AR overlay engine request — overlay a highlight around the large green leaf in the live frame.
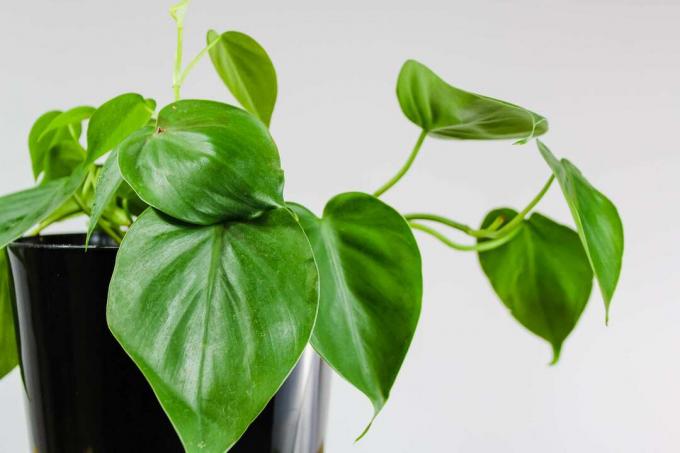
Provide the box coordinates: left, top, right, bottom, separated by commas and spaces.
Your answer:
537, 141, 623, 319
289, 193, 422, 431
118, 100, 284, 225
0, 168, 86, 249
86, 94, 155, 164
107, 208, 318, 452
0, 249, 17, 379
478, 209, 593, 362
397, 60, 548, 140
28, 110, 83, 179
86, 150, 124, 245
207, 30, 278, 126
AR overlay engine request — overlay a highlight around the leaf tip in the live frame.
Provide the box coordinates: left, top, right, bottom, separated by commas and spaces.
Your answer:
549, 343, 562, 366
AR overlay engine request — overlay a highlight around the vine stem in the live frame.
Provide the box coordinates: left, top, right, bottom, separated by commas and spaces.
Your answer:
409, 221, 521, 252
373, 130, 427, 197
404, 174, 555, 239
172, 21, 185, 101
177, 36, 221, 89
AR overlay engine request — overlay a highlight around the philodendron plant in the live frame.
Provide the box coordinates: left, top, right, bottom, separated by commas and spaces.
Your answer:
0, 1, 624, 452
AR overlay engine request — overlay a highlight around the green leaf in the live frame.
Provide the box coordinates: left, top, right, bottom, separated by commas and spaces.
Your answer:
0, 168, 86, 249
0, 249, 17, 379
86, 150, 124, 245
397, 60, 548, 140
118, 100, 284, 225
28, 111, 82, 179
289, 193, 422, 432
107, 207, 318, 452
86, 94, 155, 164
537, 141, 624, 319
478, 209, 593, 363
38, 105, 95, 142
207, 30, 278, 126
42, 141, 85, 183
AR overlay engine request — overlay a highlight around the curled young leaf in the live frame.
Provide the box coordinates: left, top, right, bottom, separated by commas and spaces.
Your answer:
478, 209, 593, 363
289, 193, 422, 435
207, 30, 278, 126
86, 94, 156, 164
118, 100, 284, 225
0, 249, 17, 379
107, 207, 318, 452
537, 141, 624, 320
397, 60, 548, 140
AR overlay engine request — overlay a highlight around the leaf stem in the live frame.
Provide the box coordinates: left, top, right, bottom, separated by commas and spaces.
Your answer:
177, 36, 221, 88
73, 194, 123, 244
409, 221, 521, 252
172, 20, 185, 101
373, 130, 427, 197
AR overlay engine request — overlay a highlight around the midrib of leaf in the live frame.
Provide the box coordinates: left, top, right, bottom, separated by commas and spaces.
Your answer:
195, 225, 224, 442
223, 46, 258, 119
319, 221, 380, 405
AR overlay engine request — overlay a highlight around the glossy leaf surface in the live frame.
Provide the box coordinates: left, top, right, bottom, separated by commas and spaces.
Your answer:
478, 209, 593, 362
208, 30, 277, 126
397, 60, 548, 140
86, 94, 155, 163
119, 100, 284, 225
107, 208, 318, 452
87, 151, 124, 245
0, 249, 17, 378
538, 141, 623, 318
0, 169, 85, 249
289, 193, 422, 425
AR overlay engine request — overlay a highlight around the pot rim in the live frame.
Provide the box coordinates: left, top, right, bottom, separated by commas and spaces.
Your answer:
8, 233, 119, 251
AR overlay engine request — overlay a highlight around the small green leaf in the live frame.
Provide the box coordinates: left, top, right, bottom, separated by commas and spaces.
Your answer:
28, 111, 82, 179
397, 60, 548, 140
208, 30, 278, 126
107, 207, 318, 452
86, 150, 124, 245
478, 209, 593, 363
38, 106, 95, 142
86, 94, 155, 164
537, 141, 624, 319
0, 168, 86, 249
289, 193, 422, 432
118, 100, 284, 225
0, 249, 17, 379
42, 141, 85, 183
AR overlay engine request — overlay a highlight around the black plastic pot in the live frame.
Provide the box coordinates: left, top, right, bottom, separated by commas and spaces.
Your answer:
7, 234, 330, 453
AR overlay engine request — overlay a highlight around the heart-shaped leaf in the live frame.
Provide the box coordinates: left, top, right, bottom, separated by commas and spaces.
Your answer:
86, 150, 124, 245
38, 105, 95, 142
289, 193, 422, 434
118, 100, 284, 225
42, 141, 85, 183
107, 207, 318, 452
0, 249, 17, 379
397, 60, 548, 140
28, 111, 83, 179
86, 94, 156, 164
208, 30, 277, 126
537, 141, 623, 319
478, 209, 593, 362
0, 168, 86, 249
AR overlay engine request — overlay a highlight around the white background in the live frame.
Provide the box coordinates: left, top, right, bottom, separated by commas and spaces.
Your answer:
1, 0, 679, 451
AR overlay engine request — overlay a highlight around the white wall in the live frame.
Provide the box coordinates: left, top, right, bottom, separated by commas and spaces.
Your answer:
1, 0, 679, 451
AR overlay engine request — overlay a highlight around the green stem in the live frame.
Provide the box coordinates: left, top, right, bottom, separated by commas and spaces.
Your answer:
479, 175, 554, 239
177, 36, 220, 89
73, 194, 123, 244
404, 213, 477, 237
409, 221, 521, 252
172, 24, 184, 101
28, 207, 83, 236
374, 130, 427, 197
